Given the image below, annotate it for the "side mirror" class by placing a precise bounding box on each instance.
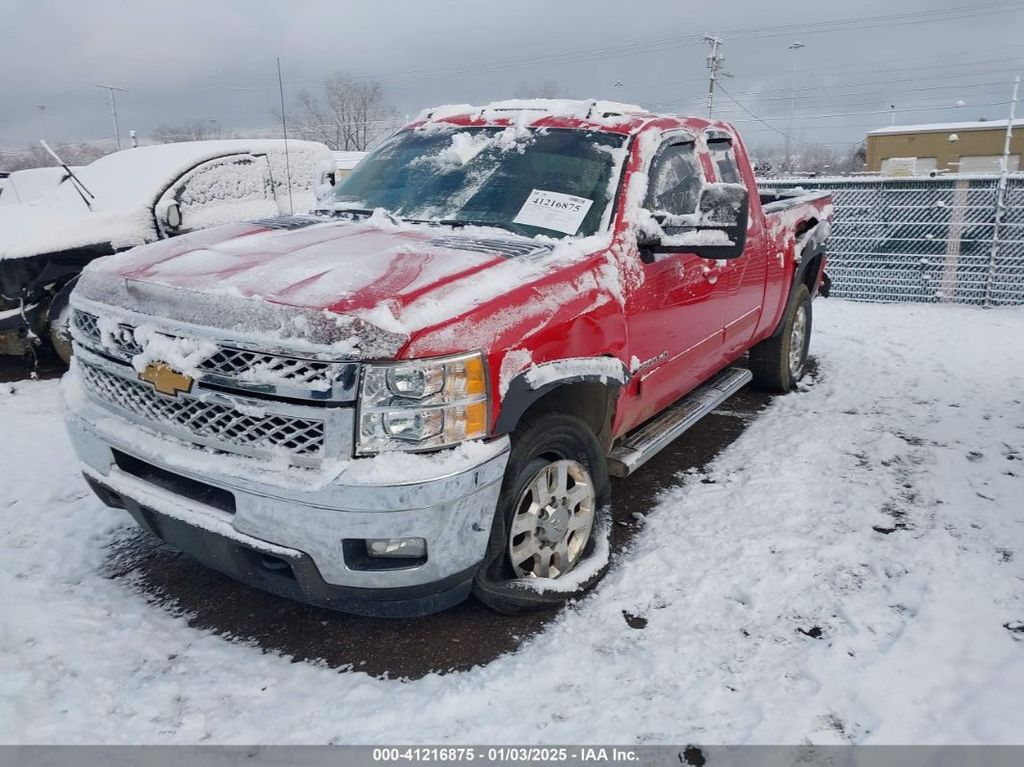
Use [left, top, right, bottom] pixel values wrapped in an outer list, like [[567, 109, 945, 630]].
[[692, 183, 748, 258], [164, 201, 182, 230], [637, 182, 749, 261]]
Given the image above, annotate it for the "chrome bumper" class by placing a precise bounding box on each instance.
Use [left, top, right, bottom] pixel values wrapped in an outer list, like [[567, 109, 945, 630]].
[[62, 368, 509, 614]]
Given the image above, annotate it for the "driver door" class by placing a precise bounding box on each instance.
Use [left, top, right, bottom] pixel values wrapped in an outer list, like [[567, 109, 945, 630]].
[[706, 132, 767, 357], [622, 136, 728, 430]]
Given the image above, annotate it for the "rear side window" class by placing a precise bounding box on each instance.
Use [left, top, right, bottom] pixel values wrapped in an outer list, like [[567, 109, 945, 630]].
[[708, 139, 742, 185], [644, 142, 702, 217]]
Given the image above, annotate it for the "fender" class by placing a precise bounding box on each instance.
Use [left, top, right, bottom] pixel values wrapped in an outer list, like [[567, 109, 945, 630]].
[[47, 275, 80, 327], [494, 357, 628, 437], [770, 241, 826, 339]]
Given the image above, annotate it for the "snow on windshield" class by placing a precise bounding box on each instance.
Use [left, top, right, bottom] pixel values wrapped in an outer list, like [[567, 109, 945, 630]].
[[322, 126, 626, 239]]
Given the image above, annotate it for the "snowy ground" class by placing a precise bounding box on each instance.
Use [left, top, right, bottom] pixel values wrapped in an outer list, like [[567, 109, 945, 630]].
[[1, 299, 1023, 744]]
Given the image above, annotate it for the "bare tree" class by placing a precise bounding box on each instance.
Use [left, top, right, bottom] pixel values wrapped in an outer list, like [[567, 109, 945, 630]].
[[845, 140, 868, 174], [751, 140, 867, 178], [151, 119, 222, 144], [289, 73, 399, 151], [1, 142, 108, 171]]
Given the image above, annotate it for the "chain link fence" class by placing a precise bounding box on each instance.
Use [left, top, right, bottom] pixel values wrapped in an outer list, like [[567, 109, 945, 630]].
[[759, 175, 1024, 306]]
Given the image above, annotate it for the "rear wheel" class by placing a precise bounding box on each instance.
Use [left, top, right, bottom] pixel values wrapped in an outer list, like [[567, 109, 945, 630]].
[[749, 283, 812, 392], [473, 413, 611, 613]]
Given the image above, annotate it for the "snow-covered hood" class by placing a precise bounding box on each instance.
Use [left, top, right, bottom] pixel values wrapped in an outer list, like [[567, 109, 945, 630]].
[[75, 216, 591, 360], [0, 200, 156, 261]]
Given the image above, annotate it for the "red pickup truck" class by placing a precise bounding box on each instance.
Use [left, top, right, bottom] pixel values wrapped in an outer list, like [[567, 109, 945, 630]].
[[62, 100, 832, 616]]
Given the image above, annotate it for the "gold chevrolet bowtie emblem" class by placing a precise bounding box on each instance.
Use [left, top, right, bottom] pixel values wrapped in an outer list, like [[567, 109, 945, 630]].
[[138, 362, 194, 398]]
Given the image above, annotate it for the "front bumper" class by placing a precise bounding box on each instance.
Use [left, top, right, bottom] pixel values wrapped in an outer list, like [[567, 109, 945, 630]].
[[62, 371, 510, 617]]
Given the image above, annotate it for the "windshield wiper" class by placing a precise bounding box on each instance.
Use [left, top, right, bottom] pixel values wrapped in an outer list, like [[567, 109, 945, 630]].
[[409, 218, 527, 237], [314, 205, 372, 217], [41, 139, 95, 210], [315, 205, 403, 226]]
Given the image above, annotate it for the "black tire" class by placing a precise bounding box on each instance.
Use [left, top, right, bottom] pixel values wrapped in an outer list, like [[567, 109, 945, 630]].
[[472, 412, 611, 614], [749, 283, 812, 393]]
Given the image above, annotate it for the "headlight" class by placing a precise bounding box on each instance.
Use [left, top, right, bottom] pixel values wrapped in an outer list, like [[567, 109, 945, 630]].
[[357, 352, 489, 454]]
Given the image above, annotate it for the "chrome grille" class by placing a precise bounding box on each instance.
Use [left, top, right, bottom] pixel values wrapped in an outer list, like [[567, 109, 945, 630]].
[[72, 309, 345, 394], [72, 309, 101, 342], [78, 360, 325, 460], [197, 347, 338, 387], [72, 310, 143, 355]]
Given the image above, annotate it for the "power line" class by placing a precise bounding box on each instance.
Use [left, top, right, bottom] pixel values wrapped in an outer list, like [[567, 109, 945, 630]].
[[624, 45, 1024, 100], [714, 79, 1019, 111], [713, 62, 1024, 101], [715, 83, 812, 146], [6, 0, 1022, 147], [154, 0, 1023, 94]]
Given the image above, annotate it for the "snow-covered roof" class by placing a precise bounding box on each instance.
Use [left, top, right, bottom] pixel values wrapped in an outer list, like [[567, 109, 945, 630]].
[[415, 98, 655, 128], [332, 151, 367, 170], [44, 139, 327, 211], [868, 118, 1024, 136], [0, 139, 331, 261]]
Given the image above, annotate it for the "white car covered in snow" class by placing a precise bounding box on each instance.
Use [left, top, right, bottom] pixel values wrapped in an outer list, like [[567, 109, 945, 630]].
[[0, 139, 333, 362], [331, 150, 367, 181]]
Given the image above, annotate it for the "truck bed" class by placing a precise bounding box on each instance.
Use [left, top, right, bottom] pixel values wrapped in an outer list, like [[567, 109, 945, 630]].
[[759, 187, 832, 215]]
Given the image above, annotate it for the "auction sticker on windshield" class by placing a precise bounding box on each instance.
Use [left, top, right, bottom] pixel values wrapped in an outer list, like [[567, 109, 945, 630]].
[[513, 189, 593, 235]]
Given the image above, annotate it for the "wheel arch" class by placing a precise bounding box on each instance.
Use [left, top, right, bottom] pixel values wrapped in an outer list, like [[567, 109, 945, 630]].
[[771, 238, 826, 339], [46, 274, 80, 326], [495, 371, 623, 452]]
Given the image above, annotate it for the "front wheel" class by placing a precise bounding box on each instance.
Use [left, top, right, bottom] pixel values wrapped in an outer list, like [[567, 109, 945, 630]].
[[48, 300, 74, 366], [473, 413, 611, 613], [749, 283, 812, 392]]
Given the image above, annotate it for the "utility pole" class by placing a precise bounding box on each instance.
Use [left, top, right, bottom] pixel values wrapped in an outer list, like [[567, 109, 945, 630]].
[[96, 84, 127, 150], [786, 42, 806, 171], [704, 35, 724, 120], [984, 75, 1020, 308]]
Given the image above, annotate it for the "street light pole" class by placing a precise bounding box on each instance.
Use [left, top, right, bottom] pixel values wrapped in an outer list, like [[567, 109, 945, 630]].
[[96, 84, 127, 150], [786, 42, 805, 171]]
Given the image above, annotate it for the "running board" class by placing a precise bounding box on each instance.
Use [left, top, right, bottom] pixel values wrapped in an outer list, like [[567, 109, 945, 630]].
[[607, 367, 753, 477]]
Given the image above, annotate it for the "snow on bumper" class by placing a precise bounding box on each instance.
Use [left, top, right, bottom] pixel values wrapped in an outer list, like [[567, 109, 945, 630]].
[[61, 369, 509, 616]]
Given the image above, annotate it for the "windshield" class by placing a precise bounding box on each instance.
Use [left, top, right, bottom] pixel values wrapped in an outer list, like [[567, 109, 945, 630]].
[[320, 126, 627, 238]]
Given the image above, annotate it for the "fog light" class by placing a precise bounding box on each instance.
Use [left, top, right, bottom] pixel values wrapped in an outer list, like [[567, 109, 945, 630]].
[[365, 538, 427, 559]]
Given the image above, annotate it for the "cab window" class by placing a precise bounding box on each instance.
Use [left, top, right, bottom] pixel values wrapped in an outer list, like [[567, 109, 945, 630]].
[[708, 139, 742, 185], [644, 141, 702, 218]]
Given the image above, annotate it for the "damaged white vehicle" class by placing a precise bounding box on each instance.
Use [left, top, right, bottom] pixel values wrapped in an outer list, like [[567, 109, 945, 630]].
[[0, 139, 333, 362]]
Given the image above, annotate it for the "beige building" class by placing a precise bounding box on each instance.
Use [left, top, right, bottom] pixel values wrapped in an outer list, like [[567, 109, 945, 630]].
[[866, 118, 1023, 175]]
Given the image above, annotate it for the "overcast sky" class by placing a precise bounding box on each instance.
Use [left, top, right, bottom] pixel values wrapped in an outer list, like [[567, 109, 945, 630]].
[[2, 0, 1023, 152]]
